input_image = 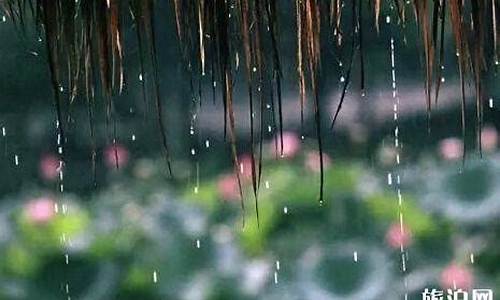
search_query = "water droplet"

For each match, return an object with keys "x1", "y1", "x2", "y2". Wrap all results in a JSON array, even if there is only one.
[
  {"x1": 353, "y1": 251, "x2": 358, "y2": 262},
  {"x1": 340, "y1": 76, "x2": 345, "y2": 82},
  {"x1": 205, "y1": 139, "x2": 210, "y2": 148},
  {"x1": 153, "y1": 271, "x2": 158, "y2": 283},
  {"x1": 387, "y1": 173, "x2": 392, "y2": 185},
  {"x1": 283, "y1": 206, "x2": 288, "y2": 214},
  {"x1": 138, "y1": 73, "x2": 143, "y2": 81},
  {"x1": 386, "y1": 16, "x2": 391, "y2": 23},
  {"x1": 14, "y1": 154, "x2": 19, "y2": 166},
  {"x1": 196, "y1": 239, "x2": 201, "y2": 248},
  {"x1": 276, "y1": 260, "x2": 280, "y2": 270},
  {"x1": 131, "y1": 134, "x2": 136, "y2": 141},
  {"x1": 489, "y1": 98, "x2": 494, "y2": 108},
  {"x1": 274, "y1": 271, "x2": 278, "y2": 284}
]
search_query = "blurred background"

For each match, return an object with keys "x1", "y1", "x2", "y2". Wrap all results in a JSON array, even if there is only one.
[{"x1": 0, "y1": 2, "x2": 499, "y2": 300}]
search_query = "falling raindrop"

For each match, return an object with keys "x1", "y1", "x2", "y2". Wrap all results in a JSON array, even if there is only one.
[
  {"x1": 283, "y1": 206, "x2": 288, "y2": 214},
  {"x1": 353, "y1": 251, "x2": 358, "y2": 262},
  {"x1": 14, "y1": 154, "x2": 19, "y2": 166},
  {"x1": 196, "y1": 239, "x2": 201, "y2": 248},
  {"x1": 131, "y1": 134, "x2": 136, "y2": 141},
  {"x1": 153, "y1": 270, "x2": 158, "y2": 283},
  {"x1": 389, "y1": 33, "x2": 409, "y2": 297},
  {"x1": 274, "y1": 271, "x2": 278, "y2": 284},
  {"x1": 489, "y1": 98, "x2": 494, "y2": 108},
  {"x1": 205, "y1": 139, "x2": 210, "y2": 148},
  {"x1": 470, "y1": 253, "x2": 475, "y2": 264}
]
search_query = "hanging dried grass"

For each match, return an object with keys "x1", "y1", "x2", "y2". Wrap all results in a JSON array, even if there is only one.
[{"x1": 1, "y1": 0, "x2": 498, "y2": 215}]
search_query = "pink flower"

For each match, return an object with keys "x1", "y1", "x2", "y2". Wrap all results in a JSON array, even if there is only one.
[
  {"x1": 217, "y1": 174, "x2": 240, "y2": 201},
  {"x1": 238, "y1": 154, "x2": 254, "y2": 181},
  {"x1": 24, "y1": 197, "x2": 56, "y2": 224},
  {"x1": 104, "y1": 143, "x2": 129, "y2": 169},
  {"x1": 305, "y1": 151, "x2": 331, "y2": 173},
  {"x1": 377, "y1": 145, "x2": 397, "y2": 166},
  {"x1": 440, "y1": 264, "x2": 473, "y2": 290},
  {"x1": 481, "y1": 126, "x2": 498, "y2": 153},
  {"x1": 270, "y1": 132, "x2": 301, "y2": 158},
  {"x1": 39, "y1": 154, "x2": 60, "y2": 181},
  {"x1": 438, "y1": 138, "x2": 463, "y2": 161},
  {"x1": 385, "y1": 223, "x2": 412, "y2": 249}
]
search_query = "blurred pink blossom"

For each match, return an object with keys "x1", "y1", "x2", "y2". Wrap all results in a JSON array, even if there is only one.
[
  {"x1": 438, "y1": 138, "x2": 463, "y2": 161},
  {"x1": 377, "y1": 145, "x2": 397, "y2": 166},
  {"x1": 440, "y1": 264, "x2": 473, "y2": 290},
  {"x1": 305, "y1": 151, "x2": 331, "y2": 173},
  {"x1": 104, "y1": 143, "x2": 129, "y2": 169},
  {"x1": 24, "y1": 197, "x2": 56, "y2": 224},
  {"x1": 270, "y1": 131, "x2": 301, "y2": 158},
  {"x1": 238, "y1": 154, "x2": 254, "y2": 181},
  {"x1": 39, "y1": 153, "x2": 60, "y2": 181},
  {"x1": 385, "y1": 223, "x2": 412, "y2": 249},
  {"x1": 481, "y1": 125, "x2": 498, "y2": 152},
  {"x1": 217, "y1": 174, "x2": 240, "y2": 201}
]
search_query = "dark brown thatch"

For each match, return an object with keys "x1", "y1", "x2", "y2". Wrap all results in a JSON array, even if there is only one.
[{"x1": 1, "y1": 0, "x2": 499, "y2": 219}]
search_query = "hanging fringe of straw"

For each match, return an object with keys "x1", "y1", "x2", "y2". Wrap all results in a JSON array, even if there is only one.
[{"x1": 1, "y1": 0, "x2": 498, "y2": 212}]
